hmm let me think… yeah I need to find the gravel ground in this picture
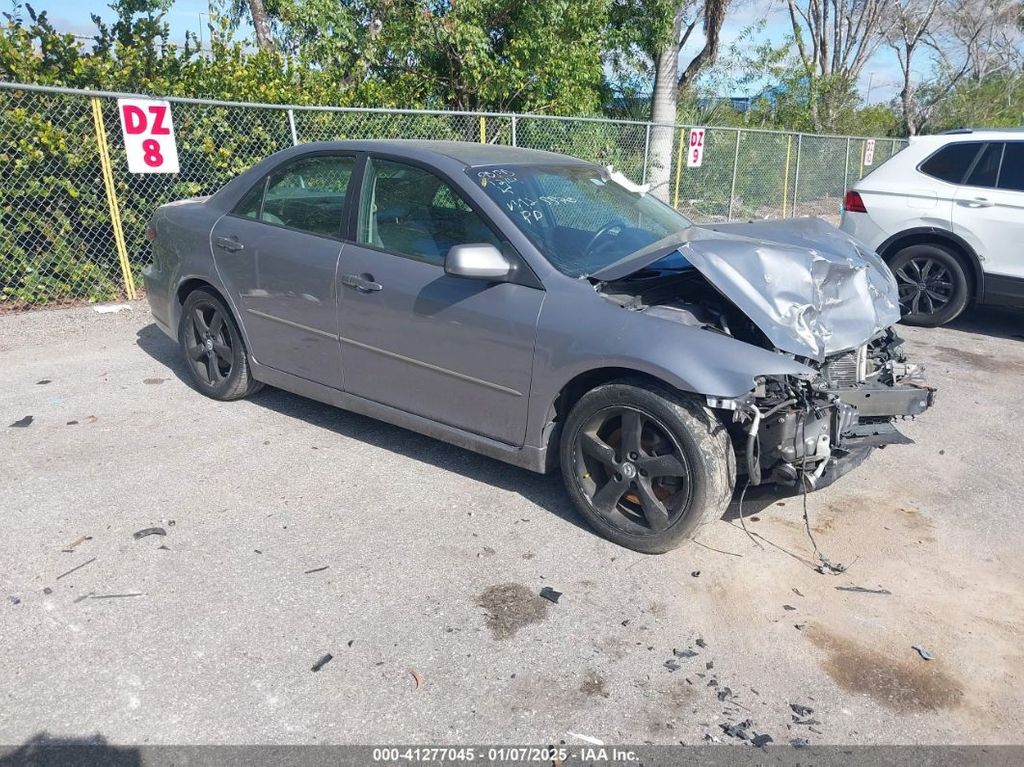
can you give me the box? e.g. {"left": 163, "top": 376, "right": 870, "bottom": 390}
{"left": 1, "top": 301, "right": 1023, "bottom": 747}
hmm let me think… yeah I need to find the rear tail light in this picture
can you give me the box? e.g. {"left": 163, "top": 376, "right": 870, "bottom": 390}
{"left": 145, "top": 225, "right": 157, "bottom": 241}
{"left": 843, "top": 190, "right": 867, "bottom": 213}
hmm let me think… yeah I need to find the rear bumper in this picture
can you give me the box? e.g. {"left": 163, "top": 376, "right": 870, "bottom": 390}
{"left": 839, "top": 210, "right": 887, "bottom": 253}
{"left": 142, "top": 264, "right": 175, "bottom": 340}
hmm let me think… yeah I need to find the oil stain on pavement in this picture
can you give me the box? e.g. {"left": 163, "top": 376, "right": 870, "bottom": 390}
{"left": 807, "top": 624, "right": 963, "bottom": 711}
{"left": 477, "top": 583, "right": 549, "bottom": 640}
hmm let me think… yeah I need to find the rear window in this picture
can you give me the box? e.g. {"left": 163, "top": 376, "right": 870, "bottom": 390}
{"left": 964, "top": 143, "right": 1003, "bottom": 188}
{"left": 919, "top": 142, "right": 984, "bottom": 184}
{"left": 998, "top": 143, "right": 1024, "bottom": 192}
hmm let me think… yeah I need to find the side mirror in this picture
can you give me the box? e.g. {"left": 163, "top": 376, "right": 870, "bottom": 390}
{"left": 444, "top": 243, "right": 514, "bottom": 282}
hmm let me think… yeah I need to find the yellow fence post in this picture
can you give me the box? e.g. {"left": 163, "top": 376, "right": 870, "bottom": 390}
{"left": 479, "top": 115, "right": 486, "bottom": 144}
{"left": 672, "top": 127, "right": 686, "bottom": 209}
{"left": 90, "top": 97, "right": 137, "bottom": 300}
{"left": 781, "top": 135, "right": 793, "bottom": 219}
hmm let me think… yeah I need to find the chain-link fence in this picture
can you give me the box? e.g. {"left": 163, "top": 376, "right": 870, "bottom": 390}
{"left": 0, "top": 81, "right": 906, "bottom": 309}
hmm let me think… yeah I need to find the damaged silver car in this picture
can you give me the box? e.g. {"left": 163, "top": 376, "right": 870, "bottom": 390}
{"left": 143, "top": 141, "right": 934, "bottom": 554}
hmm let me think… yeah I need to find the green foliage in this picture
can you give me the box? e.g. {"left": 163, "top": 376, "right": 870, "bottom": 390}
{"left": 927, "top": 75, "right": 1024, "bottom": 132}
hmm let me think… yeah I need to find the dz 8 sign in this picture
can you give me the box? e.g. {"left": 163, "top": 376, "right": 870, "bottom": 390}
{"left": 117, "top": 98, "right": 180, "bottom": 174}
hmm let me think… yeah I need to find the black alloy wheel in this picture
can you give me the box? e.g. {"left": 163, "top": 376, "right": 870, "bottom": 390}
{"left": 559, "top": 380, "right": 735, "bottom": 553}
{"left": 888, "top": 243, "right": 969, "bottom": 327}
{"left": 183, "top": 299, "right": 234, "bottom": 387}
{"left": 894, "top": 256, "right": 954, "bottom": 316}
{"left": 177, "top": 288, "right": 261, "bottom": 400}
{"left": 572, "top": 406, "right": 693, "bottom": 535}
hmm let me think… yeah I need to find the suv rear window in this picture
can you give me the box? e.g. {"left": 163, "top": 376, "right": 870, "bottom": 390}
{"left": 964, "top": 143, "right": 1003, "bottom": 188}
{"left": 998, "top": 143, "right": 1024, "bottom": 192}
{"left": 919, "top": 142, "right": 984, "bottom": 184}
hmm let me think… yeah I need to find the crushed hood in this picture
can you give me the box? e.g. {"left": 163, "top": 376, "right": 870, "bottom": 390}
{"left": 592, "top": 218, "right": 901, "bottom": 361}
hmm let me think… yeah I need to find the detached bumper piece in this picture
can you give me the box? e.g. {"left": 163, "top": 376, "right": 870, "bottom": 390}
{"left": 826, "top": 384, "right": 934, "bottom": 418}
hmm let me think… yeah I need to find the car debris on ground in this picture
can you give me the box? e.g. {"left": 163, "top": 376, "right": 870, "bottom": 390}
{"left": 836, "top": 585, "right": 892, "bottom": 595}
{"left": 311, "top": 654, "right": 333, "bottom": 672}
{"left": 539, "top": 586, "right": 562, "bottom": 604}
{"left": 912, "top": 645, "right": 935, "bottom": 661}
{"left": 408, "top": 668, "right": 423, "bottom": 689}
{"left": 62, "top": 535, "right": 92, "bottom": 552}
{"left": 56, "top": 557, "right": 96, "bottom": 580}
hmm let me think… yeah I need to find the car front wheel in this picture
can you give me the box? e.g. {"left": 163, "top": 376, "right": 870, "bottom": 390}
{"left": 889, "top": 243, "right": 969, "bottom": 327}
{"left": 178, "top": 288, "right": 262, "bottom": 400}
{"left": 559, "top": 380, "right": 735, "bottom": 554}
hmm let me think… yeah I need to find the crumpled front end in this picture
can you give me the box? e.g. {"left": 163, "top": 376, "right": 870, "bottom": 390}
{"left": 709, "top": 329, "right": 935, "bottom": 491}
{"left": 678, "top": 218, "right": 902, "bottom": 362}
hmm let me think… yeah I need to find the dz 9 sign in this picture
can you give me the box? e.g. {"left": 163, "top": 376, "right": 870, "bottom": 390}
{"left": 117, "top": 98, "right": 180, "bottom": 174}
{"left": 686, "top": 127, "right": 706, "bottom": 168}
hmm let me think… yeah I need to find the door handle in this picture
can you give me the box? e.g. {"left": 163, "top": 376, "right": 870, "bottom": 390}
{"left": 959, "top": 198, "right": 994, "bottom": 208}
{"left": 215, "top": 235, "right": 245, "bottom": 252}
{"left": 340, "top": 273, "right": 383, "bottom": 293}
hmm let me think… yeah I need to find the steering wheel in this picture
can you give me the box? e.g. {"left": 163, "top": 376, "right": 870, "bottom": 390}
{"left": 583, "top": 219, "right": 627, "bottom": 257}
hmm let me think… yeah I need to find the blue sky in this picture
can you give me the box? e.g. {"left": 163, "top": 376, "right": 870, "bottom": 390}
{"left": 35, "top": 0, "right": 904, "bottom": 103}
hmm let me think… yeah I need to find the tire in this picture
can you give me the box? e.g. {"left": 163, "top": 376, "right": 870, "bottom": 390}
{"left": 178, "top": 288, "right": 262, "bottom": 400}
{"left": 559, "top": 380, "right": 735, "bottom": 554}
{"left": 888, "top": 243, "right": 969, "bottom": 327}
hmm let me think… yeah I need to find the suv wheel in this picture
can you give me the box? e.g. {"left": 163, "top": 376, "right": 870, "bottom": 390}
{"left": 559, "top": 380, "right": 735, "bottom": 554}
{"left": 889, "top": 243, "right": 969, "bottom": 327}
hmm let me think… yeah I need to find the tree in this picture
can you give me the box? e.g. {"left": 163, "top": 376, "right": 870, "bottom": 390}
{"left": 784, "top": 0, "right": 895, "bottom": 131}
{"left": 888, "top": 0, "right": 942, "bottom": 135}
{"left": 248, "top": 0, "right": 274, "bottom": 50}
{"left": 278, "top": 0, "right": 608, "bottom": 112}
{"left": 609, "top": 0, "right": 732, "bottom": 199}
{"left": 895, "top": 0, "right": 1024, "bottom": 134}
{"left": 221, "top": 0, "right": 283, "bottom": 50}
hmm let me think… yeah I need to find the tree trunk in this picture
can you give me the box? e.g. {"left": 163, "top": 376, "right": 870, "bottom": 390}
{"left": 249, "top": 0, "right": 273, "bottom": 51}
{"left": 647, "top": 30, "right": 680, "bottom": 202}
{"left": 901, "top": 57, "right": 917, "bottom": 135}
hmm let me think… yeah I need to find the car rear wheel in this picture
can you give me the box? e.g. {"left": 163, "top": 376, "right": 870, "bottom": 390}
{"left": 559, "top": 380, "right": 735, "bottom": 554}
{"left": 178, "top": 289, "right": 262, "bottom": 400}
{"left": 889, "top": 244, "right": 969, "bottom": 327}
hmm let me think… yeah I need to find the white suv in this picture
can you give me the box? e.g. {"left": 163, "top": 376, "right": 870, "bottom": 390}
{"left": 840, "top": 130, "right": 1024, "bottom": 326}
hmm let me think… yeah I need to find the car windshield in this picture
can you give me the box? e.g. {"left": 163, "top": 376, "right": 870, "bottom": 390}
{"left": 468, "top": 163, "right": 692, "bottom": 277}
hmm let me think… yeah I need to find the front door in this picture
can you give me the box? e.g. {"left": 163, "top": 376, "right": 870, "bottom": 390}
{"left": 211, "top": 153, "right": 356, "bottom": 387}
{"left": 336, "top": 157, "right": 544, "bottom": 446}
{"left": 952, "top": 141, "right": 1024, "bottom": 281}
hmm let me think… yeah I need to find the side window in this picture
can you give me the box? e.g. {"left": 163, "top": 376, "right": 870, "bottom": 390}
{"left": 964, "top": 143, "right": 1003, "bottom": 188}
{"left": 358, "top": 159, "right": 502, "bottom": 265}
{"left": 919, "top": 142, "right": 984, "bottom": 184}
{"left": 234, "top": 180, "right": 266, "bottom": 219}
{"left": 235, "top": 154, "right": 355, "bottom": 237}
{"left": 998, "top": 143, "right": 1024, "bottom": 192}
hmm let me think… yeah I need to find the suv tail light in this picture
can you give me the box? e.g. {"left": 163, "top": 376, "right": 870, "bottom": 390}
{"left": 843, "top": 190, "right": 867, "bottom": 213}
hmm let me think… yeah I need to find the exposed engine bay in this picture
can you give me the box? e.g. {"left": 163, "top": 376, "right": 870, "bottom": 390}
{"left": 597, "top": 264, "right": 935, "bottom": 491}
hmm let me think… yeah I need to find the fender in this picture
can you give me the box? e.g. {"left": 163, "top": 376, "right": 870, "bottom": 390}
{"left": 877, "top": 227, "right": 985, "bottom": 302}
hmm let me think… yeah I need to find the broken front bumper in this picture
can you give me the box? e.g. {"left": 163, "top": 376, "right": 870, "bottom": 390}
{"left": 713, "top": 368, "right": 936, "bottom": 491}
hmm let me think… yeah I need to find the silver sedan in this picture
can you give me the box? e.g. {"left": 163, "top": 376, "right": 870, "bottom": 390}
{"left": 143, "top": 141, "right": 934, "bottom": 553}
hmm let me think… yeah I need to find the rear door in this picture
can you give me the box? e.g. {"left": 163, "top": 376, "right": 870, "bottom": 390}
{"left": 952, "top": 141, "right": 1024, "bottom": 281}
{"left": 335, "top": 156, "right": 544, "bottom": 446}
{"left": 211, "top": 153, "right": 356, "bottom": 387}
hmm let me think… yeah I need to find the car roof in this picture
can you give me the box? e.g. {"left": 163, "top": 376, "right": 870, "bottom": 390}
{"left": 911, "top": 129, "right": 1024, "bottom": 144}
{"left": 296, "top": 139, "right": 594, "bottom": 168}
